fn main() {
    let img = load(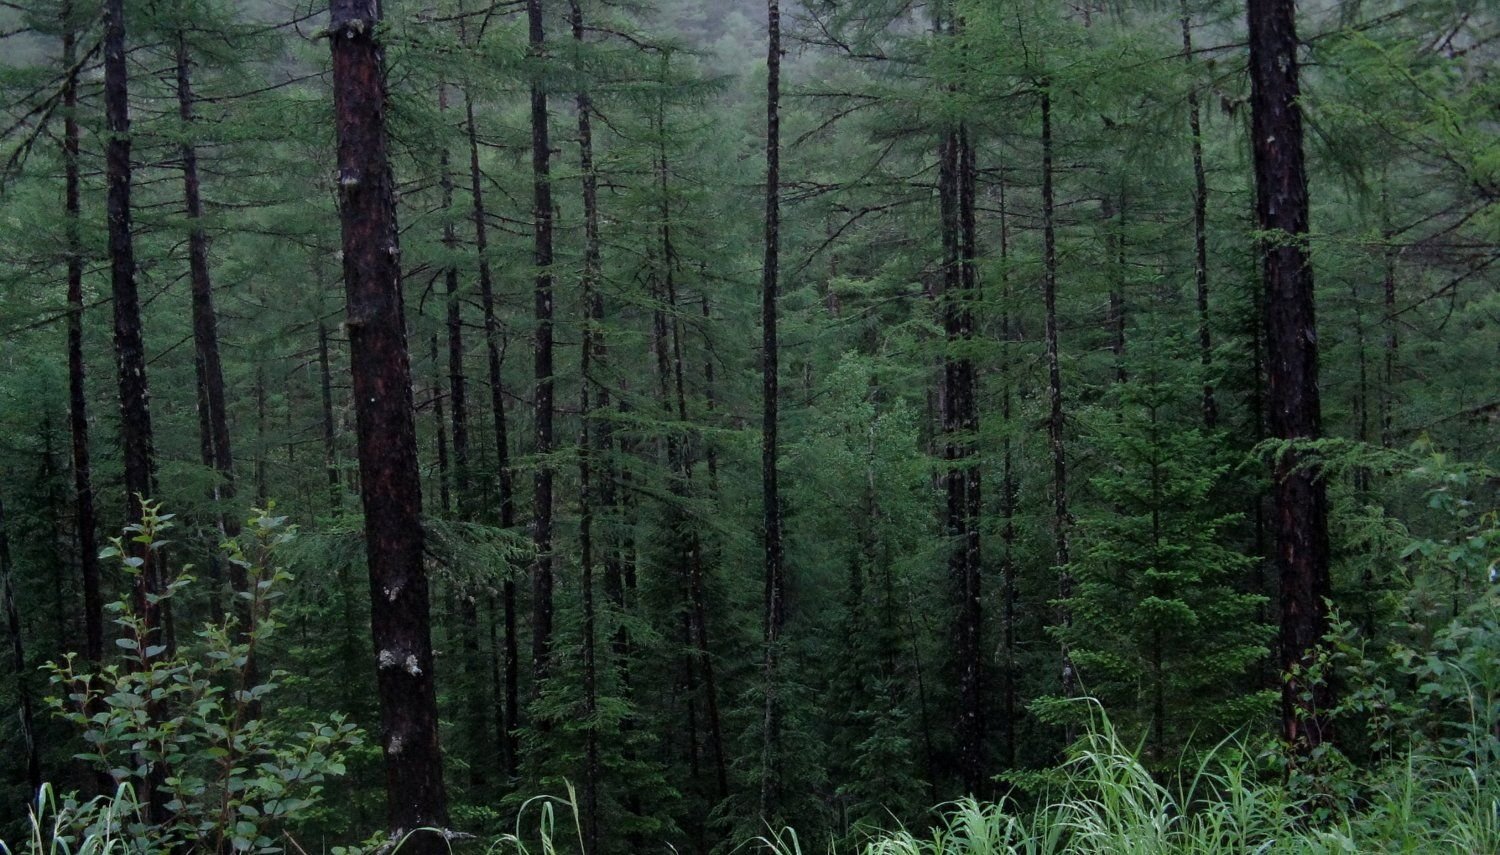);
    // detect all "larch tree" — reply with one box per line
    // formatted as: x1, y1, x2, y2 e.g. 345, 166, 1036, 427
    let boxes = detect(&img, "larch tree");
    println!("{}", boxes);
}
1246, 0, 1334, 754
759, 0, 786, 828
327, 0, 450, 846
